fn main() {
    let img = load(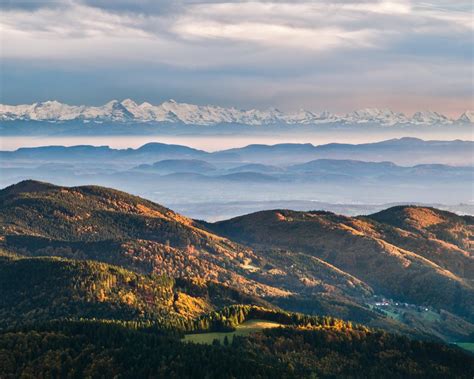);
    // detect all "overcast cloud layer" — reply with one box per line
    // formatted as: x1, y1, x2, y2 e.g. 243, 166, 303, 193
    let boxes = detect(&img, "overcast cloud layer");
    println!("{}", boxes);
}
0, 0, 472, 115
